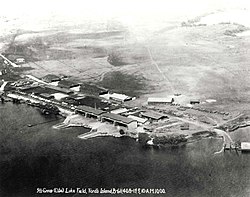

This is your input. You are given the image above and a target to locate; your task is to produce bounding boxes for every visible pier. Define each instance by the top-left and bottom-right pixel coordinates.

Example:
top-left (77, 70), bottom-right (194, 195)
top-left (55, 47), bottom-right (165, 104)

top-left (223, 142), bottom-right (250, 153)
top-left (223, 142), bottom-right (237, 151)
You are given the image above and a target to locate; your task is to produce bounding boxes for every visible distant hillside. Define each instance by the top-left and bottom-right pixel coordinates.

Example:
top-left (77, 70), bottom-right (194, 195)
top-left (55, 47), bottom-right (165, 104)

top-left (182, 9), bottom-right (250, 28)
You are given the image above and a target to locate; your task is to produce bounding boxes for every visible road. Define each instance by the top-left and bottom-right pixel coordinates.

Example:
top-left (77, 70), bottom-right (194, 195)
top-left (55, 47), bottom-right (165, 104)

top-left (0, 81), bottom-right (8, 91)
top-left (149, 108), bottom-right (234, 153)
top-left (217, 113), bottom-right (244, 127)
top-left (25, 74), bottom-right (49, 85)
top-left (172, 113), bottom-right (234, 154)
top-left (155, 122), bottom-right (181, 130)
top-left (146, 47), bottom-right (175, 94)
top-left (174, 116), bottom-right (211, 129)
top-left (0, 53), bottom-right (20, 68)
top-left (173, 115), bottom-right (233, 141)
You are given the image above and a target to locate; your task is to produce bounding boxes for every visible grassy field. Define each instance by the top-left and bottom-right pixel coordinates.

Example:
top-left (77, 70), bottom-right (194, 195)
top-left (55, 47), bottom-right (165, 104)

top-left (3, 21), bottom-right (250, 112)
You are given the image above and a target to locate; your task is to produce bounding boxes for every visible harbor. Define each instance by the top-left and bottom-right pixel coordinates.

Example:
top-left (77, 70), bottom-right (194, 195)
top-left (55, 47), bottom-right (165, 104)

top-left (2, 101), bottom-right (250, 197)
top-left (1, 2), bottom-right (250, 196)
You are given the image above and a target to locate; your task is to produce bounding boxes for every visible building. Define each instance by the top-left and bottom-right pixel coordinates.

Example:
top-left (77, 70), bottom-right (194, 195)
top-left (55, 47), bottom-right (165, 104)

top-left (241, 142), bottom-right (250, 152)
top-left (15, 57), bottom-right (25, 64)
top-left (62, 95), bottom-right (85, 105)
top-left (128, 115), bottom-right (148, 125)
top-left (141, 111), bottom-right (167, 121)
top-left (51, 93), bottom-right (69, 101)
top-left (101, 113), bottom-right (137, 130)
top-left (99, 89), bottom-right (109, 95)
top-left (180, 123), bottom-right (189, 130)
top-left (110, 93), bottom-right (132, 102)
top-left (0, 69), bottom-right (7, 76)
top-left (100, 92), bottom-right (132, 103)
top-left (44, 85), bottom-right (73, 94)
top-left (110, 108), bottom-right (130, 114)
top-left (39, 93), bottom-right (54, 100)
top-left (41, 74), bottom-right (61, 83)
top-left (17, 85), bottom-right (40, 92)
top-left (147, 97), bottom-right (174, 105)
top-left (190, 100), bottom-right (200, 104)
top-left (76, 105), bottom-right (105, 119)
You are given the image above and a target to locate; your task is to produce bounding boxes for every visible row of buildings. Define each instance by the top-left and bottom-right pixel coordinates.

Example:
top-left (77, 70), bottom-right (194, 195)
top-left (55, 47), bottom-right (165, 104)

top-left (147, 97), bottom-right (200, 105)
top-left (41, 74), bottom-right (134, 103)
top-left (76, 105), bottom-right (168, 130)
top-left (10, 74), bottom-right (168, 131)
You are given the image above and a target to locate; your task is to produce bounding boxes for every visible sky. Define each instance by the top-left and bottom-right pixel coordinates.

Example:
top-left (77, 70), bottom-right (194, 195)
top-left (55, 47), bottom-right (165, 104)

top-left (0, 0), bottom-right (250, 35)
top-left (1, 0), bottom-right (249, 20)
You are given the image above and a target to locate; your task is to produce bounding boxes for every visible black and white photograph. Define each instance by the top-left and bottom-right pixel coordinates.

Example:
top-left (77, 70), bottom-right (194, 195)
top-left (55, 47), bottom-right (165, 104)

top-left (0, 0), bottom-right (250, 196)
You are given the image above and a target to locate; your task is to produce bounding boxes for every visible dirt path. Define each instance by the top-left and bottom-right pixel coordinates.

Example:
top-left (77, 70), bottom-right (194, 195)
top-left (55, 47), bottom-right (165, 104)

top-left (217, 113), bottom-right (244, 127)
top-left (214, 128), bottom-right (233, 154)
top-left (166, 112), bottom-right (234, 154)
top-left (146, 47), bottom-right (175, 94)
top-left (0, 81), bottom-right (8, 91)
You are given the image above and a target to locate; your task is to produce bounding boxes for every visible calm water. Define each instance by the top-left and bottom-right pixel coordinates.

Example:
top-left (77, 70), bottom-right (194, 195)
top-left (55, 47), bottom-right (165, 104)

top-left (0, 103), bottom-right (250, 197)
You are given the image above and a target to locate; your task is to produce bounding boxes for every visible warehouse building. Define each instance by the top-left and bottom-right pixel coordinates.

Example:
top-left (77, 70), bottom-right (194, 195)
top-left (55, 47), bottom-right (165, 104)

top-left (141, 111), bottom-right (167, 121)
top-left (101, 113), bottom-right (137, 130)
top-left (147, 97), bottom-right (174, 105)
top-left (110, 108), bottom-right (130, 114)
top-left (39, 93), bottom-right (55, 100)
top-left (241, 142), bottom-right (250, 152)
top-left (41, 74), bottom-right (61, 83)
top-left (61, 94), bottom-right (86, 105)
top-left (45, 85), bottom-right (73, 94)
top-left (100, 92), bottom-right (132, 103)
top-left (128, 115), bottom-right (148, 125)
top-left (190, 99), bottom-right (200, 104)
top-left (76, 105), bottom-right (105, 120)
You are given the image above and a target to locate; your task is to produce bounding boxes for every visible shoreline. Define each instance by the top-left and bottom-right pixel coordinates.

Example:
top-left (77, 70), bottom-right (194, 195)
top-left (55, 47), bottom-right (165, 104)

top-left (0, 93), bottom-right (240, 151)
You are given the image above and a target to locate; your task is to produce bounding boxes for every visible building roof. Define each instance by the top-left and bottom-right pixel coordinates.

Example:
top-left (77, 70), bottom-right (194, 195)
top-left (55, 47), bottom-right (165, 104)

top-left (42, 74), bottom-right (61, 83)
top-left (73, 96), bottom-right (85, 100)
top-left (102, 113), bottom-right (135, 124)
top-left (76, 105), bottom-right (105, 115)
top-left (110, 108), bottom-right (130, 114)
top-left (51, 93), bottom-right (69, 100)
top-left (128, 115), bottom-right (148, 124)
top-left (147, 97), bottom-right (174, 103)
top-left (109, 93), bottom-right (131, 101)
top-left (241, 142), bottom-right (250, 150)
top-left (68, 94), bottom-right (85, 100)
top-left (40, 93), bottom-right (54, 98)
top-left (18, 85), bottom-right (40, 91)
top-left (141, 111), bottom-right (167, 120)
top-left (45, 85), bottom-right (73, 94)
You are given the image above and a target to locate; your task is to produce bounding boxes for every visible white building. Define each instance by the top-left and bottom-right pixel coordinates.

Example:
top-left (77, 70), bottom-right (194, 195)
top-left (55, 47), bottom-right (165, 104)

top-left (128, 115), bottom-right (148, 125)
top-left (147, 97), bottom-right (174, 105)
top-left (241, 142), bottom-right (250, 152)
top-left (100, 93), bottom-right (132, 103)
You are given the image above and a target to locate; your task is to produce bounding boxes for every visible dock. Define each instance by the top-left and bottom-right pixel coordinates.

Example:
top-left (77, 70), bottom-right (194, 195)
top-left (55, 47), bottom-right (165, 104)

top-left (224, 142), bottom-right (238, 151)
top-left (224, 142), bottom-right (250, 153)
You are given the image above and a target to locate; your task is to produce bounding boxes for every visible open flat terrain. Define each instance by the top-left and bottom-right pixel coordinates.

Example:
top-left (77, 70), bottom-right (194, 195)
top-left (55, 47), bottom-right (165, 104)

top-left (2, 10), bottom-right (250, 114)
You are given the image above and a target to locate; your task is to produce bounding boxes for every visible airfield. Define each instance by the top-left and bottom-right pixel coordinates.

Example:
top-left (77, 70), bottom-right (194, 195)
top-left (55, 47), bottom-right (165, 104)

top-left (1, 11), bottom-right (250, 144)
top-left (2, 16), bottom-right (249, 114)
